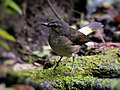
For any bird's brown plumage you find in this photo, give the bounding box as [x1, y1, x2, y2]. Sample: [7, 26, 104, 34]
[41, 19, 103, 71]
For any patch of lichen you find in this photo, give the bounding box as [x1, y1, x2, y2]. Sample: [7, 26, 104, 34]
[53, 76, 112, 90]
[8, 48, 120, 89]
[8, 69, 111, 89]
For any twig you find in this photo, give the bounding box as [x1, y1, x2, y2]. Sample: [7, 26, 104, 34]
[46, 0, 62, 20]
[98, 28, 106, 44]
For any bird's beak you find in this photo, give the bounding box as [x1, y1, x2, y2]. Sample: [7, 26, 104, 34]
[41, 23, 49, 27]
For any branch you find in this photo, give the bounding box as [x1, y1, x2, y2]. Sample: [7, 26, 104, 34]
[46, 0, 62, 20]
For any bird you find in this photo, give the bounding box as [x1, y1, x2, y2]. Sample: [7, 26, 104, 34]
[41, 19, 103, 71]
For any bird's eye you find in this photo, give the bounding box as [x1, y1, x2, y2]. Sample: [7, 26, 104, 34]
[49, 23, 60, 28]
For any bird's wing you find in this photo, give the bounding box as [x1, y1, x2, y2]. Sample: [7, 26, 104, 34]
[57, 35, 73, 46]
[78, 22, 103, 36]
[68, 28, 90, 45]
[68, 22, 103, 45]
[57, 35, 81, 53]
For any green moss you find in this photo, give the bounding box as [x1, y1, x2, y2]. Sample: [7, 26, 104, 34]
[28, 55, 37, 63]
[8, 48, 120, 89]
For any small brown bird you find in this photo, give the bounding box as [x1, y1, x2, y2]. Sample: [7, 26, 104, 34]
[42, 19, 103, 71]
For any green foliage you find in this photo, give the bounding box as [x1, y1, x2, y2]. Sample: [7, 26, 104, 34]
[0, 0, 20, 50]
[0, 88, 14, 90]
[0, 0, 22, 15]
[5, 0, 22, 15]
[0, 28, 15, 50]
[0, 40, 10, 50]
[0, 28, 15, 41]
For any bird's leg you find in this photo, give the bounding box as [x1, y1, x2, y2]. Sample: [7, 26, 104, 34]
[71, 53, 78, 74]
[72, 56, 75, 68]
[72, 53, 78, 68]
[53, 56, 63, 72]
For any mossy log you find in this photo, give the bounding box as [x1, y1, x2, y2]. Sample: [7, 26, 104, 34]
[0, 48, 120, 90]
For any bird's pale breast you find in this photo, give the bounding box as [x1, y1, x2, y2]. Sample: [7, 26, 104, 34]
[49, 31, 74, 57]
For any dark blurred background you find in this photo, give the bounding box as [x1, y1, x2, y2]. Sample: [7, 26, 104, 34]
[0, 0, 120, 89]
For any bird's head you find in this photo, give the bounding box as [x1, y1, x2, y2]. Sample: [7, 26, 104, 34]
[41, 19, 70, 34]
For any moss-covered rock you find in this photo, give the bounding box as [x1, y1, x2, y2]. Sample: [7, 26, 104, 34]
[3, 48, 120, 89]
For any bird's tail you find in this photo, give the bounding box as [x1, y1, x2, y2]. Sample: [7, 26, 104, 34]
[78, 22, 103, 36]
